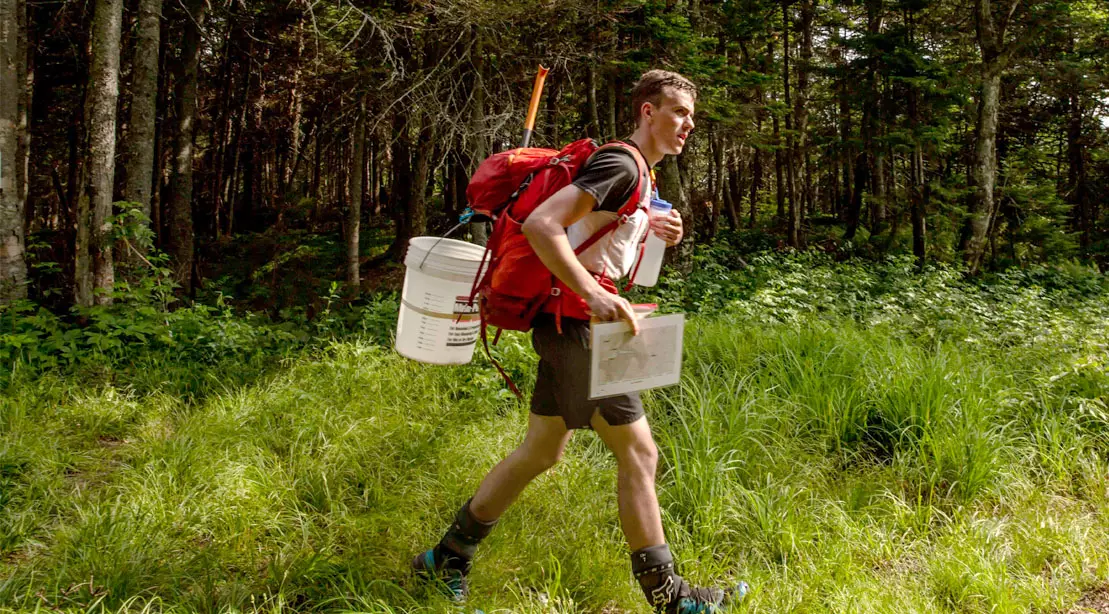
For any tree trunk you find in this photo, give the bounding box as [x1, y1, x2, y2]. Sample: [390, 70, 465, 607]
[0, 0, 28, 301]
[119, 0, 161, 240]
[659, 155, 692, 275]
[587, 64, 603, 140]
[725, 148, 741, 230]
[773, 109, 785, 224]
[910, 102, 927, 266]
[606, 70, 618, 142]
[545, 69, 562, 146]
[962, 0, 1018, 273]
[165, 0, 206, 292]
[16, 0, 28, 238]
[866, 0, 886, 232]
[410, 114, 436, 240]
[468, 32, 489, 244]
[792, 0, 813, 246]
[76, 0, 124, 307]
[1066, 92, 1089, 247]
[781, 0, 800, 247]
[963, 63, 1001, 272]
[150, 13, 169, 247]
[907, 9, 927, 265]
[709, 132, 724, 239]
[282, 16, 304, 196]
[387, 112, 413, 258]
[838, 57, 852, 221]
[369, 134, 378, 215]
[347, 101, 365, 294]
[750, 120, 762, 228]
[222, 49, 250, 237]
[799, 0, 814, 219]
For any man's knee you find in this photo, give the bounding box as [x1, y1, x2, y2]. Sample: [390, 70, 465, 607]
[617, 439, 658, 480]
[517, 442, 564, 473]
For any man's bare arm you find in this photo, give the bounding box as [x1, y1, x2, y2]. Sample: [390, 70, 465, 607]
[521, 184, 640, 334]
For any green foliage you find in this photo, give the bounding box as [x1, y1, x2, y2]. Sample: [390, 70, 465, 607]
[2, 252, 1108, 612]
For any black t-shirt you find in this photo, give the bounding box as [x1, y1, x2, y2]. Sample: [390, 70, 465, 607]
[572, 141, 650, 213]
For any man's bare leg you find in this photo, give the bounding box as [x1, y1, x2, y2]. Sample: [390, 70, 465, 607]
[588, 412, 665, 550]
[591, 413, 745, 612]
[470, 413, 574, 521]
[414, 413, 573, 600]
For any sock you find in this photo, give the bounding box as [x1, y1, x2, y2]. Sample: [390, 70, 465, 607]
[434, 498, 497, 573]
[631, 544, 689, 610]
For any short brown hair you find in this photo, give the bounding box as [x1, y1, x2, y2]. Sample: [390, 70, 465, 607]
[630, 70, 697, 122]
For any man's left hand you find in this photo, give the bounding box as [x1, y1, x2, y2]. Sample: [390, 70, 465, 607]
[651, 210, 684, 246]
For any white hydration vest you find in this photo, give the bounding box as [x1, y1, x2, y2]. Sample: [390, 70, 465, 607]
[566, 151, 654, 280]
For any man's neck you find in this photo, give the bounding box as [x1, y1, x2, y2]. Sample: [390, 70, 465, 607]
[627, 130, 665, 167]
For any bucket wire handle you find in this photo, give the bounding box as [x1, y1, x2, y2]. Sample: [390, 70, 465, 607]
[417, 221, 467, 271]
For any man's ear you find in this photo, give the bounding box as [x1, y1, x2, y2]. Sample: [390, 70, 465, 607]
[640, 102, 654, 123]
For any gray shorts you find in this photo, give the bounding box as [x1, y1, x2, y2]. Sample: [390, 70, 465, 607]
[529, 314, 644, 430]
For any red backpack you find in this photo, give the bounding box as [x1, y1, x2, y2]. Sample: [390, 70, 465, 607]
[465, 139, 649, 394]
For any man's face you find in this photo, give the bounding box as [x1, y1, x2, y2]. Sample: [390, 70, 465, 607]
[644, 87, 696, 155]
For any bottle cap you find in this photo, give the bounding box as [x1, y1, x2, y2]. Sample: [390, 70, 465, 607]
[649, 198, 673, 212]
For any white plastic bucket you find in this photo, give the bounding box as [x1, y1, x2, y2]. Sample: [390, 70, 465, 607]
[395, 236, 489, 365]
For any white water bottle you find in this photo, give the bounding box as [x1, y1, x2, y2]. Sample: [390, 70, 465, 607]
[632, 199, 673, 287]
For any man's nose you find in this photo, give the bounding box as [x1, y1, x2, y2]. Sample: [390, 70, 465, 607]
[685, 116, 695, 131]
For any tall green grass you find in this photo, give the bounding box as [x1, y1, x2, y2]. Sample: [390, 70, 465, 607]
[2, 255, 1108, 613]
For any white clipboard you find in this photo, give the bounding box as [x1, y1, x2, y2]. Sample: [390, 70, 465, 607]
[589, 313, 685, 399]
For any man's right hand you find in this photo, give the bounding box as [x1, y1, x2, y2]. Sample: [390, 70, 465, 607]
[586, 291, 640, 335]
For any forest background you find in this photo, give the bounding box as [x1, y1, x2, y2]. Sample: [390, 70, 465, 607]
[0, 0, 1107, 306]
[2, 0, 1109, 613]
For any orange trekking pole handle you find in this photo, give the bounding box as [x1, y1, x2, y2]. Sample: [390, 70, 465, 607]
[520, 65, 549, 148]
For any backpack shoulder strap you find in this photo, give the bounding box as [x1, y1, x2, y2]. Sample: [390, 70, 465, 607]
[594, 141, 651, 216]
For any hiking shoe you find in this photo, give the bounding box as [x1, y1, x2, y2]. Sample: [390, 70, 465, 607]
[412, 549, 469, 602]
[665, 581, 749, 614]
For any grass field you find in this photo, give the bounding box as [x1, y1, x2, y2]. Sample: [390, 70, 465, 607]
[2, 254, 1108, 613]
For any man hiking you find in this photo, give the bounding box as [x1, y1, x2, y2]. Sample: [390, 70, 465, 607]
[413, 69, 748, 614]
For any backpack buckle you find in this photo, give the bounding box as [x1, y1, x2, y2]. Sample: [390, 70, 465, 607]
[550, 287, 562, 297]
[619, 214, 630, 225]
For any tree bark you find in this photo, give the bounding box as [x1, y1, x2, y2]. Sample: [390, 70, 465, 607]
[798, 0, 814, 220]
[468, 32, 489, 244]
[545, 68, 562, 146]
[76, 0, 124, 307]
[750, 121, 762, 229]
[119, 0, 161, 239]
[387, 112, 413, 258]
[659, 155, 692, 274]
[781, 0, 800, 247]
[909, 95, 927, 266]
[281, 15, 304, 196]
[410, 113, 436, 240]
[0, 0, 28, 301]
[963, 63, 1001, 273]
[587, 64, 603, 140]
[1066, 92, 1089, 247]
[838, 51, 852, 221]
[725, 148, 741, 230]
[709, 131, 724, 239]
[773, 109, 785, 224]
[907, 9, 927, 265]
[16, 0, 28, 238]
[606, 70, 618, 142]
[962, 0, 1019, 273]
[347, 100, 365, 294]
[166, 0, 206, 292]
[866, 0, 886, 232]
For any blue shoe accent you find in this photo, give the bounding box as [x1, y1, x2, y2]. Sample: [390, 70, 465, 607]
[667, 582, 749, 614]
[412, 549, 469, 602]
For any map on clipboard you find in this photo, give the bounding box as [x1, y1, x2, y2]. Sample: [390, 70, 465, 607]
[589, 312, 685, 400]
